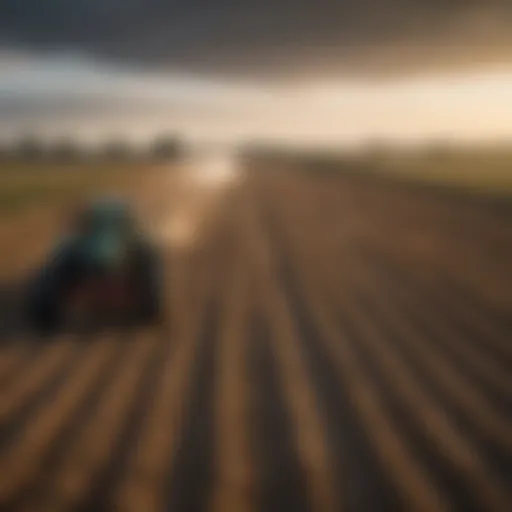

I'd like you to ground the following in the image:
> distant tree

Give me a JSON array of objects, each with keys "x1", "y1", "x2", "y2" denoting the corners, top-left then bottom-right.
[
  {"x1": 101, "y1": 139, "x2": 133, "y2": 162},
  {"x1": 0, "y1": 142, "x2": 12, "y2": 162},
  {"x1": 150, "y1": 135, "x2": 184, "y2": 162},
  {"x1": 50, "y1": 138, "x2": 83, "y2": 163},
  {"x1": 14, "y1": 134, "x2": 45, "y2": 161}
]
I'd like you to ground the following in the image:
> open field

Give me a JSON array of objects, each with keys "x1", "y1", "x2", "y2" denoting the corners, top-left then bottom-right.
[
  {"x1": 360, "y1": 147, "x2": 512, "y2": 195},
  {"x1": 0, "y1": 162, "x2": 153, "y2": 216},
  {"x1": 0, "y1": 156, "x2": 511, "y2": 512}
]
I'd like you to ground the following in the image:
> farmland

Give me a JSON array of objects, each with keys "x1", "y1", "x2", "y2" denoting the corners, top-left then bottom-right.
[{"x1": 0, "y1": 153, "x2": 511, "y2": 512}]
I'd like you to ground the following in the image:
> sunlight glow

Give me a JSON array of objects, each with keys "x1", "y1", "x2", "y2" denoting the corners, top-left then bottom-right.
[
  {"x1": 157, "y1": 153, "x2": 240, "y2": 250},
  {"x1": 1, "y1": 52, "x2": 512, "y2": 145},
  {"x1": 188, "y1": 152, "x2": 241, "y2": 188}
]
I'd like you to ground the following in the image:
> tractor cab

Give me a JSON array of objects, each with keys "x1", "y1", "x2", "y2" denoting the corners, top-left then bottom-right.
[{"x1": 70, "y1": 197, "x2": 138, "y2": 273}]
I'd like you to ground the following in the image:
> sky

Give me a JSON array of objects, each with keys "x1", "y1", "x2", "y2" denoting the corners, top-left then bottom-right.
[{"x1": 0, "y1": 1, "x2": 511, "y2": 147}]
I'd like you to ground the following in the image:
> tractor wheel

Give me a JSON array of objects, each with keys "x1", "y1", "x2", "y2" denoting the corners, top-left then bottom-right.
[{"x1": 132, "y1": 245, "x2": 165, "y2": 325}]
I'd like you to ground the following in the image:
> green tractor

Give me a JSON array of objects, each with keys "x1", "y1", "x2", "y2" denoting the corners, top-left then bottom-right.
[{"x1": 25, "y1": 197, "x2": 165, "y2": 334}]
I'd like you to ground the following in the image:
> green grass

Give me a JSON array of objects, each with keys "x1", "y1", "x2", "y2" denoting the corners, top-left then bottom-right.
[
  {"x1": 0, "y1": 162, "x2": 146, "y2": 215},
  {"x1": 362, "y1": 148, "x2": 512, "y2": 196}
]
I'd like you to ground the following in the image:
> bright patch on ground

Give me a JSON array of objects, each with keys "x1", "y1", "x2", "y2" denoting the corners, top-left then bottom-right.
[
  {"x1": 157, "y1": 151, "x2": 240, "y2": 249},
  {"x1": 188, "y1": 152, "x2": 241, "y2": 188}
]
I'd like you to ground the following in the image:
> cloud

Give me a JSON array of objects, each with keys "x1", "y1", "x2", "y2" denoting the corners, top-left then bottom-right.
[
  {"x1": 2, "y1": 51, "x2": 512, "y2": 147},
  {"x1": 0, "y1": 1, "x2": 511, "y2": 79}
]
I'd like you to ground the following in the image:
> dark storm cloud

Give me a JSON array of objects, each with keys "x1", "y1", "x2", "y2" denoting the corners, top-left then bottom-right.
[{"x1": 1, "y1": 1, "x2": 511, "y2": 78}]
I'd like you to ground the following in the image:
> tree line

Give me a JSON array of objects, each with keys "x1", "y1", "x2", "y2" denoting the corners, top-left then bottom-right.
[{"x1": 0, "y1": 134, "x2": 186, "y2": 164}]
